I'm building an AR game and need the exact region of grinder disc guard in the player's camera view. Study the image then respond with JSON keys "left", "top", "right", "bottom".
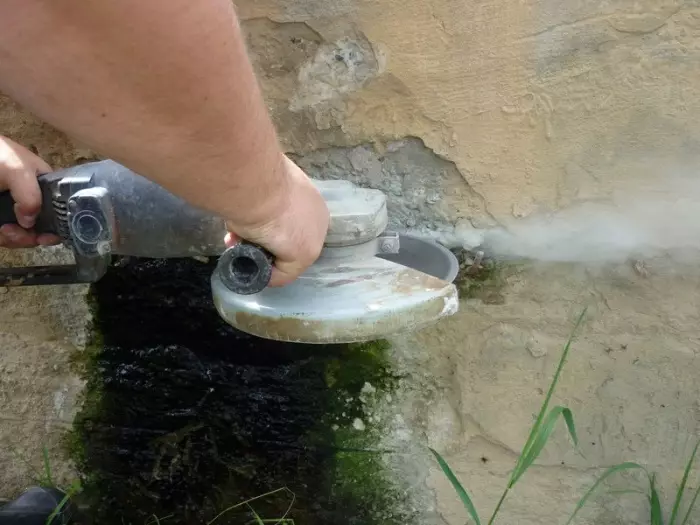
{"left": 211, "top": 179, "right": 460, "bottom": 344}
{"left": 212, "top": 246, "right": 458, "bottom": 344}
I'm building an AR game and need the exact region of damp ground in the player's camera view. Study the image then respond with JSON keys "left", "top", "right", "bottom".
{"left": 66, "top": 256, "right": 413, "bottom": 525}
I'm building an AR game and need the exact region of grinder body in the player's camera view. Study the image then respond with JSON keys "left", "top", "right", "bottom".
{"left": 0, "top": 160, "right": 228, "bottom": 286}
{"left": 0, "top": 159, "right": 459, "bottom": 343}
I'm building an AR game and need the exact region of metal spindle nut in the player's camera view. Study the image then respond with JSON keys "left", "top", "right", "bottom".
{"left": 377, "top": 231, "right": 400, "bottom": 254}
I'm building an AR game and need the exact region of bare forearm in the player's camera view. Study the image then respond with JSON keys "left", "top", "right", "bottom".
{"left": 0, "top": 0, "right": 287, "bottom": 225}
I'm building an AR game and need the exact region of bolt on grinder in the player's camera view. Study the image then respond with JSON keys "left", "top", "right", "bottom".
{"left": 0, "top": 160, "right": 459, "bottom": 344}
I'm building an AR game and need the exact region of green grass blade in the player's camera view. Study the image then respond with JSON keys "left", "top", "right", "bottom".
{"left": 670, "top": 439, "right": 700, "bottom": 525}
{"left": 244, "top": 499, "right": 296, "bottom": 525}
{"left": 207, "top": 488, "right": 295, "bottom": 525}
{"left": 681, "top": 482, "right": 700, "bottom": 525}
{"left": 46, "top": 479, "right": 82, "bottom": 525}
{"left": 511, "top": 308, "right": 587, "bottom": 481}
{"left": 429, "top": 447, "right": 481, "bottom": 525}
{"left": 529, "top": 308, "right": 587, "bottom": 426}
{"left": 145, "top": 514, "right": 173, "bottom": 524}
{"left": 207, "top": 488, "right": 283, "bottom": 525}
{"left": 649, "top": 473, "right": 664, "bottom": 525}
{"left": 247, "top": 505, "right": 265, "bottom": 525}
{"left": 510, "top": 406, "right": 577, "bottom": 485}
{"left": 607, "top": 489, "right": 648, "bottom": 497}
{"left": 41, "top": 446, "right": 53, "bottom": 487}
{"left": 272, "top": 486, "right": 296, "bottom": 525}
{"left": 9, "top": 448, "right": 47, "bottom": 488}
{"left": 245, "top": 516, "right": 297, "bottom": 523}
{"left": 561, "top": 407, "right": 579, "bottom": 447}
{"left": 566, "top": 462, "right": 647, "bottom": 525}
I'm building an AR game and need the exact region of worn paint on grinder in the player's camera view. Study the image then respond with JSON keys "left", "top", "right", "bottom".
{"left": 211, "top": 179, "right": 460, "bottom": 344}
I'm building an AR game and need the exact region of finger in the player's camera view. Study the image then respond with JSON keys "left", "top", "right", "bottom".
{"left": 9, "top": 171, "right": 44, "bottom": 229}
{"left": 30, "top": 155, "right": 52, "bottom": 176}
{"left": 268, "top": 260, "right": 304, "bottom": 288}
{"left": 13, "top": 203, "right": 37, "bottom": 229}
{"left": 0, "top": 224, "right": 39, "bottom": 248}
{"left": 0, "top": 138, "right": 51, "bottom": 230}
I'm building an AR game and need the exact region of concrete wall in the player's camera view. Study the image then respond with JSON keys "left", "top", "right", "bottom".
{"left": 2, "top": 0, "right": 700, "bottom": 522}
{"left": 0, "top": 98, "right": 92, "bottom": 493}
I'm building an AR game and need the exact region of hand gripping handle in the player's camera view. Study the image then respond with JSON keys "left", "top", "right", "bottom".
{"left": 0, "top": 173, "right": 62, "bottom": 235}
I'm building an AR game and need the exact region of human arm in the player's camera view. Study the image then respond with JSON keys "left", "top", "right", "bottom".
{"left": 0, "top": 0, "right": 328, "bottom": 285}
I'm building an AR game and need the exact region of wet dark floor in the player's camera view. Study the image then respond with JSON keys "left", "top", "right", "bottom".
{"left": 71, "top": 256, "right": 400, "bottom": 525}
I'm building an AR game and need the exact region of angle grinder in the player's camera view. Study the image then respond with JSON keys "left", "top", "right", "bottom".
{"left": 0, "top": 160, "right": 459, "bottom": 343}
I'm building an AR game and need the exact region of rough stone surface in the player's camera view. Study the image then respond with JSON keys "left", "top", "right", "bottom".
{"left": 387, "top": 260, "right": 700, "bottom": 524}
{"left": 290, "top": 138, "right": 490, "bottom": 235}
{"left": 0, "top": 247, "right": 89, "bottom": 497}
{"left": 0, "top": 96, "right": 93, "bottom": 497}
{"left": 1, "top": 0, "right": 700, "bottom": 523}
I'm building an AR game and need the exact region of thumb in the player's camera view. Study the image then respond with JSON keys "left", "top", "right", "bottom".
{"left": 0, "top": 142, "right": 51, "bottom": 229}
{"left": 268, "top": 260, "right": 303, "bottom": 288}
{"left": 0, "top": 138, "right": 52, "bottom": 229}
{"left": 6, "top": 169, "right": 44, "bottom": 229}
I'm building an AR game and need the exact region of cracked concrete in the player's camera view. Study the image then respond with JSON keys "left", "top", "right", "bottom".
{"left": 290, "top": 137, "right": 492, "bottom": 236}
{"left": 2, "top": 0, "right": 700, "bottom": 523}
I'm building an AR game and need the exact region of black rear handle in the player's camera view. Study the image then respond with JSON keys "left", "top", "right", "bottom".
{"left": 216, "top": 241, "right": 275, "bottom": 295}
{"left": 0, "top": 172, "right": 63, "bottom": 235}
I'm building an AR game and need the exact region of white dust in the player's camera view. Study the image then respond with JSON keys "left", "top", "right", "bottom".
{"left": 461, "top": 175, "right": 700, "bottom": 265}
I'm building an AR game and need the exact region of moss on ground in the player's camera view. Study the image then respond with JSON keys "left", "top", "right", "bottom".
{"left": 66, "top": 257, "right": 413, "bottom": 525}
{"left": 452, "top": 248, "right": 514, "bottom": 304}
{"left": 63, "top": 288, "right": 104, "bottom": 492}
{"left": 313, "top": 338, "right": 414, "bottom": 524}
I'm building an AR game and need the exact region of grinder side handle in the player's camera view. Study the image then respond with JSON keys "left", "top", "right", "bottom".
{"left": 216, "top": 241, "right": 275, "bottom": 295}
{"left": 0, "top": 173, "right": 63, "bottom": 235}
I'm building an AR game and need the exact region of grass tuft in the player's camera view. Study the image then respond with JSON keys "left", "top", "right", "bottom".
{"left": 649, "top": 472, "right": 664, "bottom": 525}
{"left": 46, "top": 479, "right": 82, "bottom": 525}
{"left": 429, "top": 307, "right": 588, "bottom": 524}
{"left": 566, "top": 437, "right": 700, "bottom": 524}
{"left": 429, "top": 302, "right": 700, "bottom": 525}
{"left": 670, "top": 440, "right": 700, "bottom": 525}
{"left": 681, "top": 480, "right": 700, "bottom": 525}
{"left": 566, "top": 462, "right": 647, "bottom": 524}
{"left": 246, "top": 504, "right": 296, "bottom": 524}
{"left": 144, "top": 514, "right": 173, "bottom": 525}
{"left": 19, "top": 445, "right": 295, "bottom": 524}
{"left": 206, "top": 487, "right": 296, "bottom": 525}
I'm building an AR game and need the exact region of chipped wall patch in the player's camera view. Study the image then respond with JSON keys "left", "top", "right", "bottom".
{"left": 290, "top": 35, "right": 386, "bottom": 111}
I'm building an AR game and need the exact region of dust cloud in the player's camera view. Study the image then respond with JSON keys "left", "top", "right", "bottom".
{"left": 464, "top": 174, "right": 700, "bottom": 265}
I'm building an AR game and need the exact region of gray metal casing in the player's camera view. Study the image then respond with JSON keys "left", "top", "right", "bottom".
{"left": 47, "top": 160, "right": 460, "bottom": 343}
